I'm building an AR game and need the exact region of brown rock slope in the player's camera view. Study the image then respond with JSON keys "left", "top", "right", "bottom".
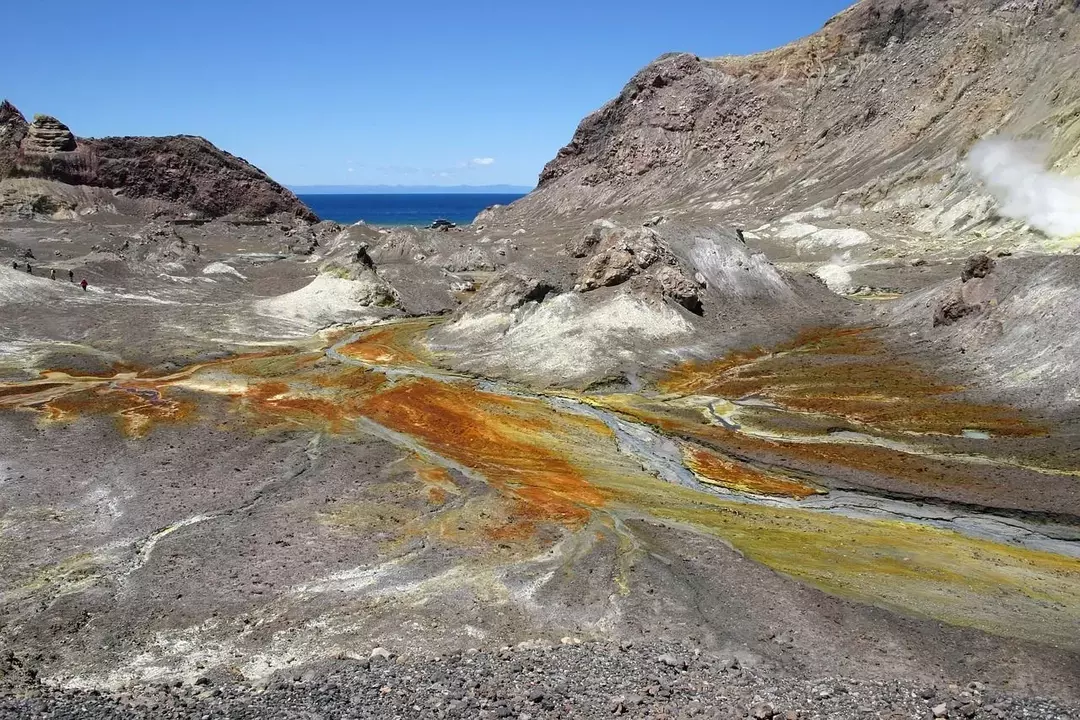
{"left": 0, "top": 100, "right": 316, "bottom": 220}
{"left": 502, "top": 0, "right": 1080, "bottom": 228}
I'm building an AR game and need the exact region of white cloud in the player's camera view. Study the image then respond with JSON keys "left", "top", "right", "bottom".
{"left": 470, "top": 157, "right": 496, "bottom": 166}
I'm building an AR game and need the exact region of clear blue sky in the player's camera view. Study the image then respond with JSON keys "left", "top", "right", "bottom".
{"left": 4, "top": 0, "right": 853, "bottom": 187}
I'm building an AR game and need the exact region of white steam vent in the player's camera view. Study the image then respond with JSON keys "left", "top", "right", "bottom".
{"left": 966, "top": 138, "right": 1080, "bottom": 238}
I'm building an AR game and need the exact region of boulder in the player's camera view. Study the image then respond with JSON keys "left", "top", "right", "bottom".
{"left": 933, "top": 272, "right": 995, "bottom": 327}
{"left": 454, "top": 272, "right": 554, "bottom": 316}
{"left": 961, "top": 253, "right": 994, "bottom": 282}
{"left": 575, "top": 225, "right": 664, "bottom": 291}
{"left": 654, "top": 264, "right": 703, "bottom": 314}
{"left": 566, "top": 219, "right": 615, "bottom": 258}
{"left": 440, "top": 245, "right": 494, "bottom": 272}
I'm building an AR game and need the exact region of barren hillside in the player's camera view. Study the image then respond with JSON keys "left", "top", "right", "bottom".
{"left": 497, "top": 0, "right": 1080, "bottom": 256}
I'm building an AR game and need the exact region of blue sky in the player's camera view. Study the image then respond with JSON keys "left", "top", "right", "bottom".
{"left": 5, "top": 0, "right": 853, "bottom": 187}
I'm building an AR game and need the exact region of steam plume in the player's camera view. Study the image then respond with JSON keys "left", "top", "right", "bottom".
{"left": 966, "top": 138, "right": 1080, "bottom": 237}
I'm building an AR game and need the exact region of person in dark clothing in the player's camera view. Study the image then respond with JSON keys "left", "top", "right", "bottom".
{"left": 26, "top": 263, "right": 32, "bottom": 274}
{"left": 80, "top": 278, "right": 88, "bottom": 291}
{"left": 68, "top": 269, "right": 74, "bottom": 282}
{"left": 11, "top": 261, "right": 17, "bottom": 270}
{"left": 50, "top": 269, "right": 56, "bottom": 281}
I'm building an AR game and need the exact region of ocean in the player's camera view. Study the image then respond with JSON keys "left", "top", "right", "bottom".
{"left": 298, "top": 193, "right": 526, "bottom": 226}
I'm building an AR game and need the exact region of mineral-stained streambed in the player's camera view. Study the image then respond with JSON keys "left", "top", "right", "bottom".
{"left": 2, "top": 317, "right": 1078, "bottom": 690}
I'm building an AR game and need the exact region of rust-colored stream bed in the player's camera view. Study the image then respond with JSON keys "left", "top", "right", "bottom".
{"left": 2, "top": 319, "right": 1079, "bottom": 649}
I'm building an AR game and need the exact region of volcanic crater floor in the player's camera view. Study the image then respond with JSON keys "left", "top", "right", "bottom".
{"left": 2, "top": 316, "right": 1080, "bottom": 716}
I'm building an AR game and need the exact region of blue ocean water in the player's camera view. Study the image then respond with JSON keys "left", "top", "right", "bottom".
{"left": 298, "top": 193, "right": 526, "bottom": 226}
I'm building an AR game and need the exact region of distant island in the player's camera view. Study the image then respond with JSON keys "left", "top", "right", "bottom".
{"left": 289, "top": 184, "right": 535, "bottom": 195}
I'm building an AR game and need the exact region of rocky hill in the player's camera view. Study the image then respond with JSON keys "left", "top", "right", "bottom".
{"left": 0, "top": 100, "right": 316, "bottom": 220}
{"left": 498, "top": 0, "right": 1080, "bottom": 255}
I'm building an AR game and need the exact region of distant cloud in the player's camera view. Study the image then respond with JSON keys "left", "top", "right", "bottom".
{"left": 470, "top": 157, "right": 496, "bottom": 166}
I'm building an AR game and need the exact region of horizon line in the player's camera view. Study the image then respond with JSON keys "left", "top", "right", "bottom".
{"left": 290, "top": 183, "right": 534, "bottom": 195}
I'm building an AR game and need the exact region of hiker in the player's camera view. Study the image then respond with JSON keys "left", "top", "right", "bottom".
{"left": 26, "top": 263, "right": 32, "bottom": 274}
{"left": 50, "top": 269, "right": 56, "bottom": 281}
{"left": 11, "top": 261, "right": 17, "bottom": 270}
{"left": 68, "top": 269, "right": 74, "bottom": 282}
{"left": 80, "top": 278, "right": 88, "bottom": 291}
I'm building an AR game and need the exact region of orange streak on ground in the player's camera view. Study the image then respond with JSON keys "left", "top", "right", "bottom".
{"left": 427, "top": 486, "right": 449, "bottom": 505}
{"left": 657, "top": 327, "right": 1040, "bottom": 437}
{"left": 591, "top": 397, "right": 1006, "bottom": 495}
{"left": 683, "top": 445, "right": 822, "bottom": 499}
{"left": 360, "top": 378, "right": 610, "bottom": 529}
{"left": 338, "top": 322, "right": 437, "bottom": 367}
{"left": 241, "top": 380, "right": 356, "bottom": 433}
{"left": 39, "top": 386, "right": 195, "bottom": 438}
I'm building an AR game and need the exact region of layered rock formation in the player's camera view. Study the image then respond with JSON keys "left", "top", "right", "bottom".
{"left": 0, "top": 101, "right": 316, "bottom": 220}
{"left": 21, "top": 115, "right": 76, "bottom": 153}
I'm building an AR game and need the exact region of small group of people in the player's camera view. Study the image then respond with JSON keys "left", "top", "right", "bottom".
{"left": 12, "top": 261, "right": 88, "bottom": 290}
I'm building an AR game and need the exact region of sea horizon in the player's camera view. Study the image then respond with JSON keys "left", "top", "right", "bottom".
{"left": 298, "top": 192, "right": 526, "bottom": 226}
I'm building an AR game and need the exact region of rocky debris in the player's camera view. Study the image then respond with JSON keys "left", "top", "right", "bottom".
{"left": 0, "top": 100, "right": 317, "bottom": 221}
{"left": 653, "top": 264, "right": 704, "bottom": 314}
{"left": 933, "top": 253, "right": 997, "bottom": 326}
{"left": 20, "top": 114, "right": 76, "bottom": 154}
{"left": 933, "top": 282, "right": 992, "bottom": 327}
{"left": 566, "top": 219, "right": 614, "bottom": 258}
{"left": 440, "top": 244, "right": 494, "bottom": 272}
{"left": 573, "top": 219, "right": 705, "bottom": 313}
{"left": 1, "top": 641, "right": 1075, "bottom": 720}
{"left": 452, "top": 272, "right": 554, "bottom": 316}
{"left": 287, "top": 231, "right": 320, "bottom": 256}
{"left": 430, "top": 218, "right": 457, "bottom": 230}
{"left": 281, "top": 221, "right": 347, "bottom": 256}
{"left": 961, "top": 253, "right": 994, "bottom": 282}
{"left": 575, "top": 223, "right": 665, "bottom": 290}
{"left": 369, "top": 228, "right": 433, "bottom": 264}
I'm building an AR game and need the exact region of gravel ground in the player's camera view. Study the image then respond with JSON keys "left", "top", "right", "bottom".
{"left": 2, "top": 642, "right": 1076, "bottom": 720}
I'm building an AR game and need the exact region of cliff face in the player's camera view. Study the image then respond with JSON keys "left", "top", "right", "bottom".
{"left": 508, "top": 0, "right": 1080, "bottom": 229}
{"left": 0, "top": 102, "right": 316, "bottom": 220}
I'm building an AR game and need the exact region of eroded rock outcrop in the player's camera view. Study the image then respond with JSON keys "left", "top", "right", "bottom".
{"left": 572, "top": 220, "right": 704, "bottom": 313}
{"left": 0, "top": 100, "right": 316, "bottom": 220}
{"left": 21, "top": 115, "right": 76, "bottom": 154}
{"left": 453, "top": 272, "right": 554, "bottom": 316}
{"left": 933, "top": 253, "right": 997, "bottom": 326}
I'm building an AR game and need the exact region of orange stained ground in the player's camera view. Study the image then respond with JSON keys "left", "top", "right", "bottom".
{"left": 658, "top": 327, "right": 1041, "bottom": 437}
{"left": 683, "top": 445, "right": 822, "bottom": 499}
{"left": 589, "top": 394, "right": 1036, "bottom": 496}
{"left": 360, "top": 377, "right": 610, "bottom": 528}
{"left": 338, "top": 320, "right": 438, "bottom": 367}
{"left": 39, "top": 385, "right": 195, "bottom": 438}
